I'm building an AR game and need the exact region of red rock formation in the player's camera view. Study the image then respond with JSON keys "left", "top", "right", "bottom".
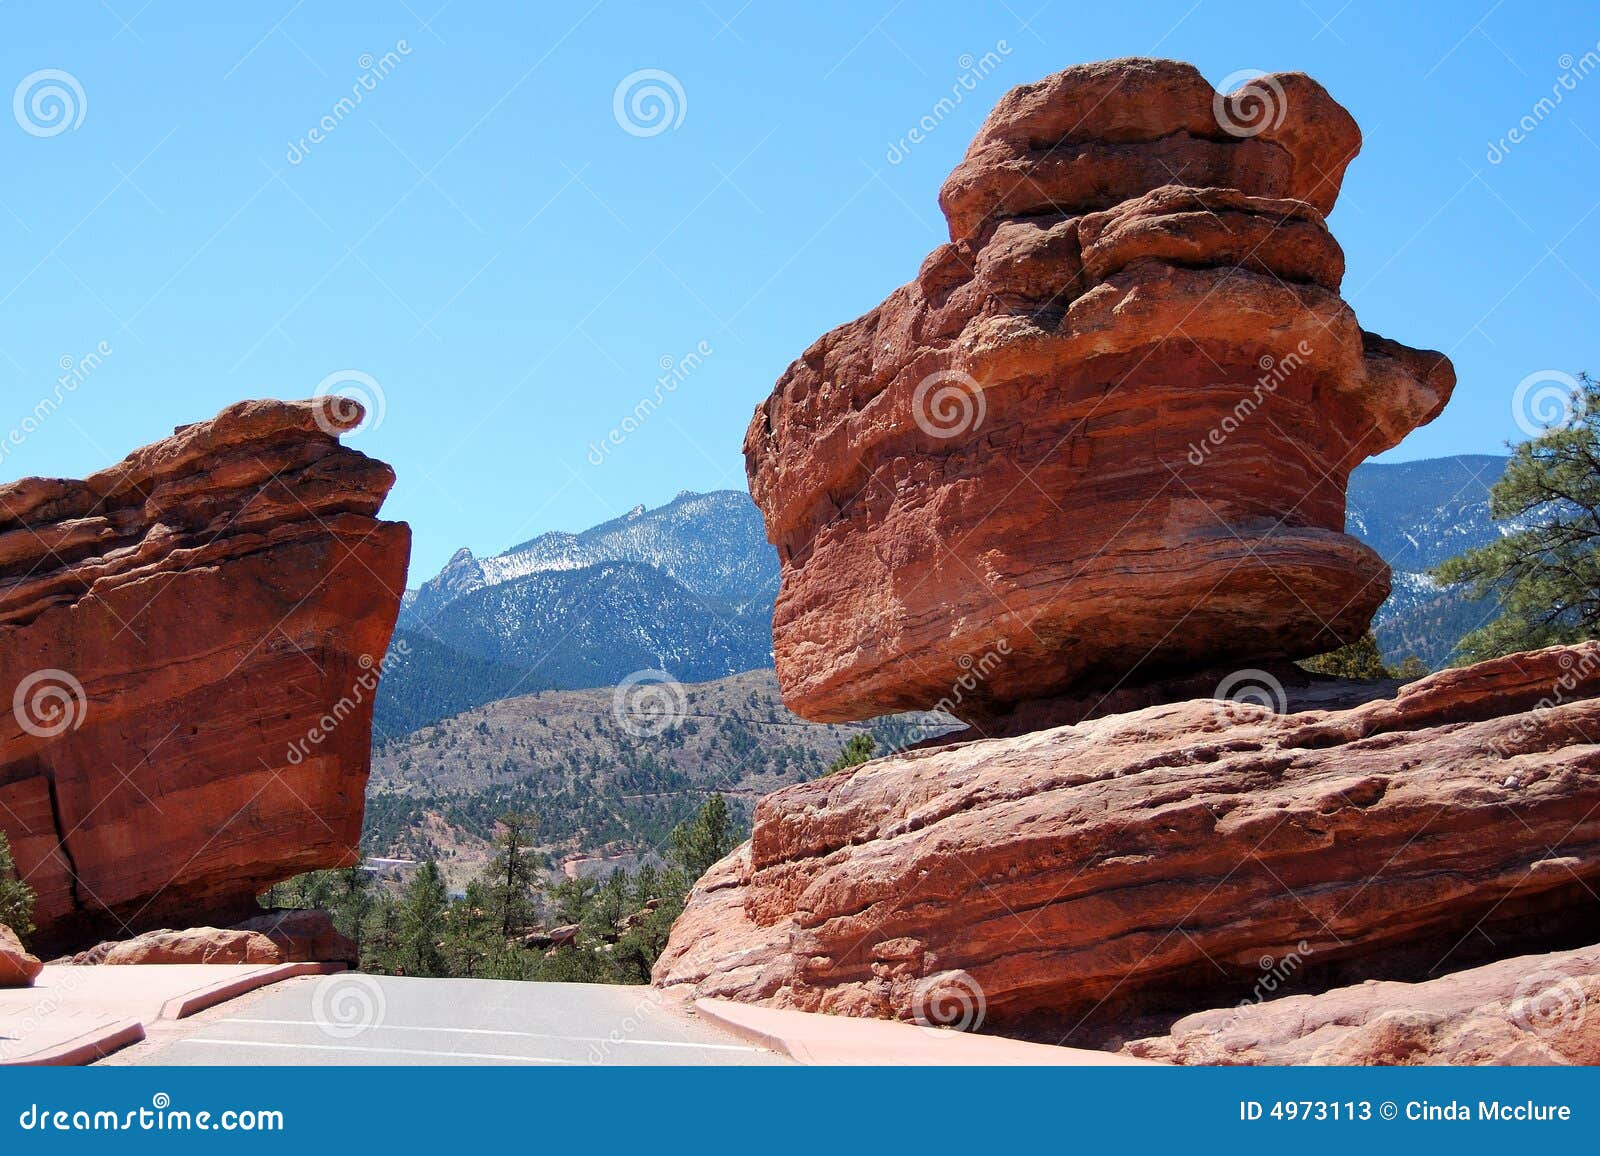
{"left": 0, "top": 399, "right": 409, "bottom": 954}
{"left": 1125, "top": 944, "right": 1600, "bottom": 1065}
{"left": 744, "top": 58, "right": 1455, "bottom": 723}
{"left": 101, "top": 927, "right": 282, "bottom": 966}
{"left": 0, "top": 924, "right": 42, "bottom": 987}
{"left": 654, "top": 645, "right": 1600, "bottom": 1041}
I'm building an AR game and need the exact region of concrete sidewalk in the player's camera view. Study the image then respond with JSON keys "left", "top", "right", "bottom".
{"left": 693, "top": 999, "right": 1159, "bottom": 1065}
{"left": 0, "top": 962, "right": 341, "bottom": 1065}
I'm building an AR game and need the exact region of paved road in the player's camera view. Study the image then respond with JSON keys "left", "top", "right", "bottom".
{"left": 130, "top": 976, "right": 790, "bottom": 1066}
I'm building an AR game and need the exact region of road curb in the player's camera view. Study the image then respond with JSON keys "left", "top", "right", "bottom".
{"left": 692, "top": 997, "right": 1160, "bottom": 1065}
{"left": 159, "top": 962, "right": 347, "bottom": 1020}
{"left": 2, "top": 1017, "right": 147, "bottom": 1067}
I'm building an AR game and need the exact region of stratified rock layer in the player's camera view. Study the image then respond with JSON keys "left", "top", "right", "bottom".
{"left": 744, "top": 58, "right": 1455, "bottom": 723}
{"left": 0, "top": 399, "right": 409, "bottom": 954}
{"left": 654, "top": 646, "right": 1600, "bottom": 1040}
{"left": 1125, "top": 945, "right": 1600, "bottom": 1065}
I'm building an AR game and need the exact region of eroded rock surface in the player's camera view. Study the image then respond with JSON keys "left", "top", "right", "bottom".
{"left": 654, "top": 646, "right": 1600, "bottom": 1042}
{"left": 1125, "top": 945, "right": 1600, "bottom": 1065}
{"left": 744, "top": 58, "right": 1455, "bottom": 724}
{"left": 0, "top": 924, "right": 41, "bottom": 987}
{"left": 0, "top": 399, "right": 409, "bottom": 954}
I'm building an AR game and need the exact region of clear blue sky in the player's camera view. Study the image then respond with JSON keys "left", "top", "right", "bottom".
{"left": 3, "top": 1, "right": 1597, "bottom": 582}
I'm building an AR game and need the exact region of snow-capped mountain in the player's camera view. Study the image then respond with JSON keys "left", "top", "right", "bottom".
{"left": 1346, "top": 453, "right": 1509, "bottom": 667}
{"left": 405, "top": 490, "right": 776, "bottom": 626}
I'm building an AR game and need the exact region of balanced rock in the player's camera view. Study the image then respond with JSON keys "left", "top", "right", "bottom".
{"left": 0, "top": 924, "right": 42, "bottom": 987}
{"left": 744, "top": 58, "right": 1455, "bottom": 723}
{"left": 654, "top": 645, "right": 1600, "bottom": 1039}
{"left": 0, "top": 399, "right": 409, "bottom": 954}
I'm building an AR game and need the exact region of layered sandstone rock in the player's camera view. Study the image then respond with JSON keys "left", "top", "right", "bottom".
{"left": 0, "top": 399, "right": 409, "bottom": 954}
{"left": 745, "top": 58, "right": 1455, "bottom": 723}
{"left": 654, "top": 646, "right": 1600, "bottom": 1042}
{"left": 0, "top": 924, "right": 42, "bottom": 987}
{"left": 1125, "top": 945, "right": 1600, "bottom": 1065}
{"left": 101, "top": 927, "right": 282, "bottom": 966}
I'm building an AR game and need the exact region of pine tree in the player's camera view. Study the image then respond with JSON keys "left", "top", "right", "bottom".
{"left": 1435, "top": 374, "right": 1600, "bottom": 661}
{"left": 0, "top": 829, "right": 36, "bottom": 939}
{"left": 396, "top": 860, "right": 448, "bottom": 977}
{"left": 442, "top": 879, "right": 500, "bottom": 978}
{"left": 668, "top": 793, "right": 736, "bottom": 880}
{"left": 827, "top": 733, "right": 876, "bottom": 774}
{"left": 485, "top": 810, "right": 540, "bottom": 938}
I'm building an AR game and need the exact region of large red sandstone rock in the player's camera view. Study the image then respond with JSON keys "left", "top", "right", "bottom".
{"left": 101, "top": 927, "right": 281, "bottom": 966}
{"left": 1125, "top": 944, "right": 1600, "bottom": 1065}
{"left": 744, "top": 58, "right": 1455, "bottom": 723}
{"left": 0, "top": 399, "right": 409, "bottom": 954}
{"left": 654, "top": 645, "right": 1600, "bottom": 1042}
{"left": 0, "top": 924, "right": 42, "bottom": 987}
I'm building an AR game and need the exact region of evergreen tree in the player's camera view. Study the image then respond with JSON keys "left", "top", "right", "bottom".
{"left": 1435, "top": 374, "right": 1600, "bottom": 661}
{"left": 1300, "top": 631, "right": 1393, "bottom": 679}
{"left": 827, "top": 733, "right": 876, "bottom": 774}
{"left": 396, "top": 860, "right": 448, "bottom": 977}
{"left": 668, "top": 793, "right": 736, "bottom": 880}
{"left": 0, "top": 830, "right": 36, "bottom": 939}
{"left": 485, "top": 810, "right": 540, "bottom": 938}
{"left": 442, "top": 879, "right": 500, "bottom": 978}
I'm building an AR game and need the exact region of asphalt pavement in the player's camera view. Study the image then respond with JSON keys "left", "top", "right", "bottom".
{"left": 126, "top": 975, "right": 790, "bottom": 1066}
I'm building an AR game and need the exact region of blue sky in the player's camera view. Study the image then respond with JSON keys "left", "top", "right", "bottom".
{"left": 2, "top": 0, "right": 1597, "bottom": 582}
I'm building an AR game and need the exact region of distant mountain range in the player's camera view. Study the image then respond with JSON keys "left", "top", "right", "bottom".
{"left": 1347, "top": 454, "right": 1508, "bottom": 668}
{"left": 375, "top": 455, "right": 1512, "bottom": 740}
{"left": 376, "top": 491, "right": 777, "bottom": 740}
